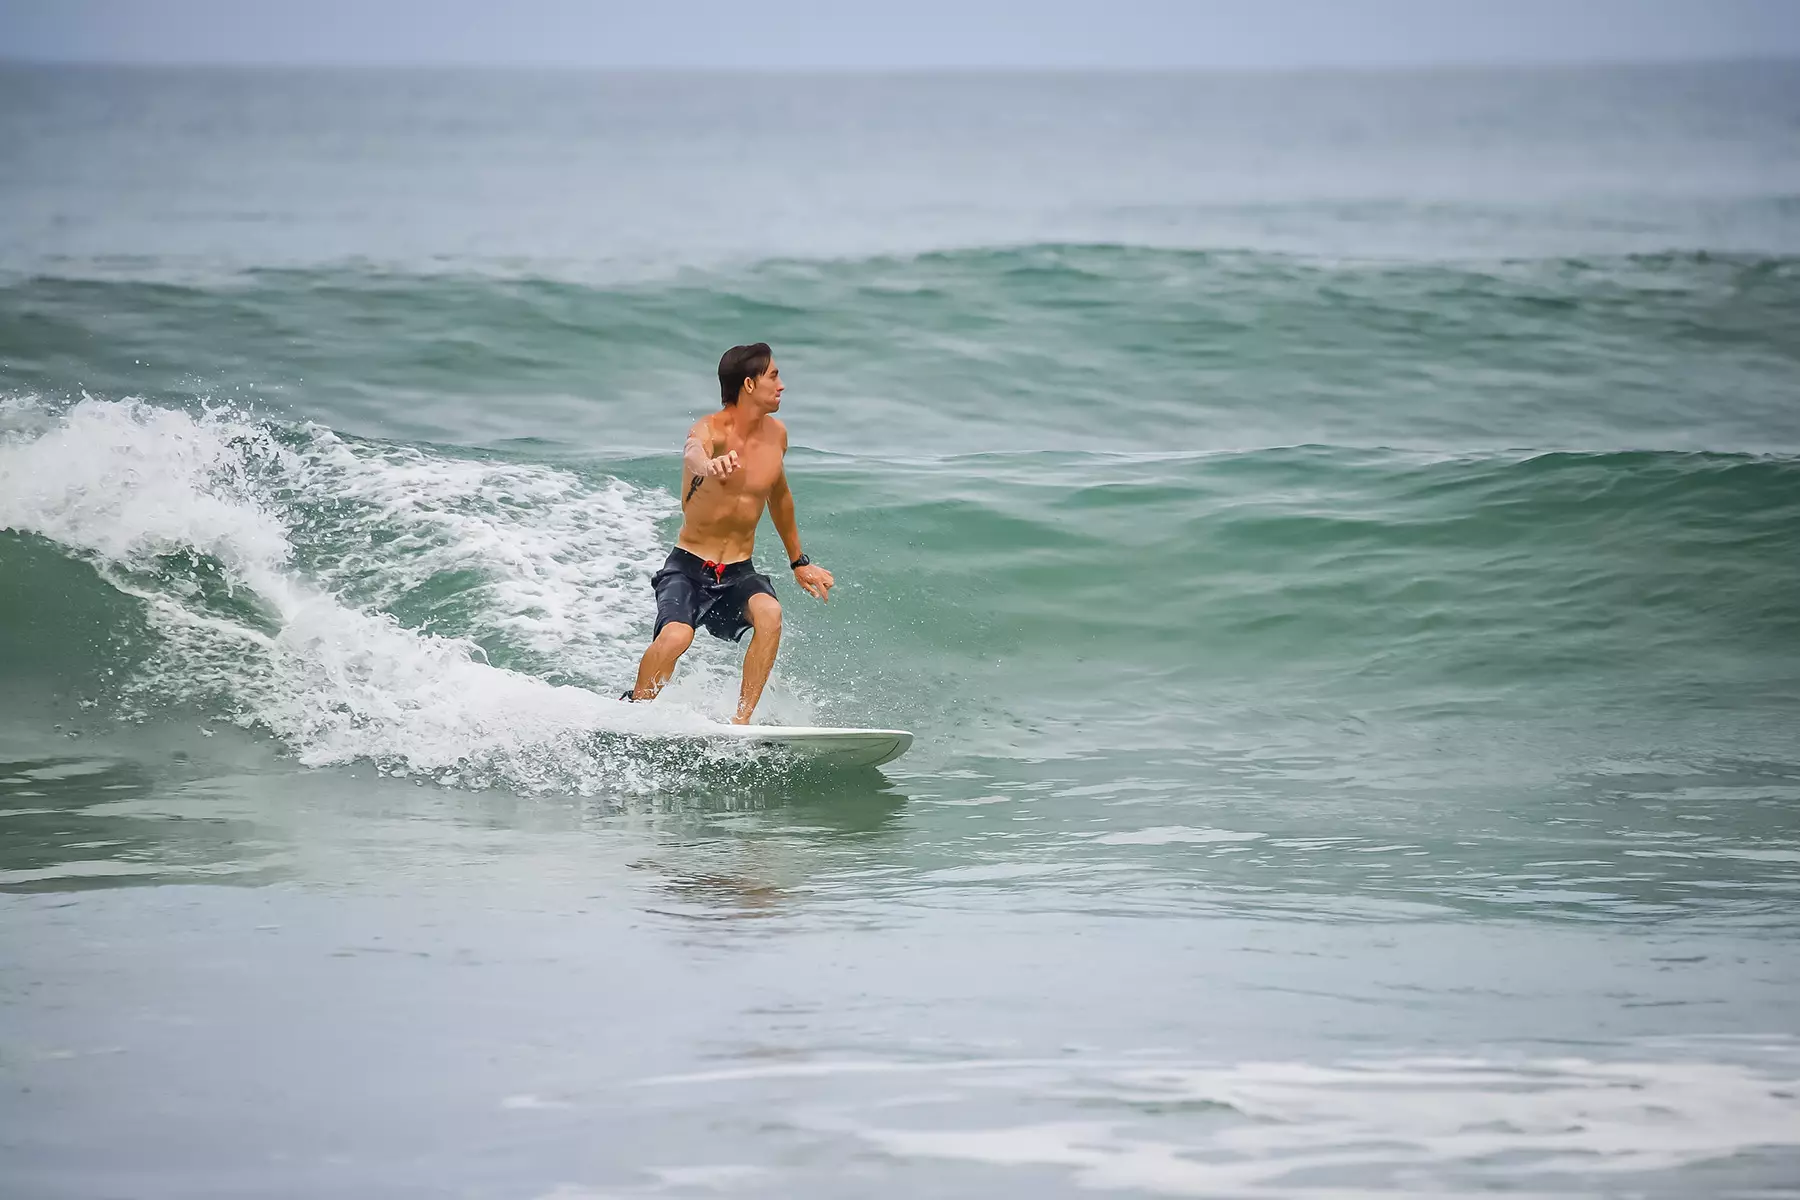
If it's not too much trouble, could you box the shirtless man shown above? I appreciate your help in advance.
[625,343,835,723]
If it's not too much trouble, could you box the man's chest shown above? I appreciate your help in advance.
[704,435,781,497]
[725,450,782,497]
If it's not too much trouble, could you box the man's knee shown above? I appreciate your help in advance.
[748,595,782,634]
[655,622,695,653]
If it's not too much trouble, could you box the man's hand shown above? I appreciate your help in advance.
[707,450,740,477]
[794,562,834,602]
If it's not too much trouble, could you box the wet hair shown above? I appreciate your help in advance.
[718,343,773,406]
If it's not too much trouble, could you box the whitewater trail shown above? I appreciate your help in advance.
[0,397,812,792]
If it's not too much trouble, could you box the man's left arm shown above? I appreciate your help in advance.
[769,453,834,603]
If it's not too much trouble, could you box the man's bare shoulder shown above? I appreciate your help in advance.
[771,416,789,449]
[689,411,724,450]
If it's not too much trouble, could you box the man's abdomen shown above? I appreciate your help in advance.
[676,489,767,562]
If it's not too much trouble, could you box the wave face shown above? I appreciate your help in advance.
[4,245,1798,788]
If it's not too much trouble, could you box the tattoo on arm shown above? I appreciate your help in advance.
[685,474,704,502]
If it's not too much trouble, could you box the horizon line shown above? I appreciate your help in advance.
[3,53,1797,74]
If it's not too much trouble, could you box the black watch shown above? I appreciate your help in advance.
[790,554,811,571]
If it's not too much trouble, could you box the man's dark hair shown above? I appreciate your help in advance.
[718,343,773,406]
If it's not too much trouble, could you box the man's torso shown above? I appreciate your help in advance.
[675,411,785,563]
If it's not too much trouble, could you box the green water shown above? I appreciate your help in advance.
[2,64,1799,1198]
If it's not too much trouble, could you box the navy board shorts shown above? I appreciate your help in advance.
[651,547,778,643]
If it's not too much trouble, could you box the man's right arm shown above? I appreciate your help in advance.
[682,419,714,479]
[682,417,738,505]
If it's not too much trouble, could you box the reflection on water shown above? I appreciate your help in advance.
[632,771,910,921]
[642,866,794,920]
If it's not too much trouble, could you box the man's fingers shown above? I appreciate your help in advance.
[793,565,833,602]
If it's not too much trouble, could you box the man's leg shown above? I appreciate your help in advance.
[633,622,694,699]
[733,593,782,724]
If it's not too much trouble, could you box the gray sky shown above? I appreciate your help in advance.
[3,0,1799,68]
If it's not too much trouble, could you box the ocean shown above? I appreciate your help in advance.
[2,62,1799,1197]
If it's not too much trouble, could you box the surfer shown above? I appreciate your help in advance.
[624,343,835,723]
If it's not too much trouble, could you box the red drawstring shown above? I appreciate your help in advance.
[702,559,726,582]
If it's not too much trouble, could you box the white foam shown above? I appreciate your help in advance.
[642,1047,1800,1196]
[0,396,797,792]
[863,1055,1800,1196]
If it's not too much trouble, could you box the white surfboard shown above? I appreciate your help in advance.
[697,725,913,768]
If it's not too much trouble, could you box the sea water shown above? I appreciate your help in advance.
[2,63,1799,1198]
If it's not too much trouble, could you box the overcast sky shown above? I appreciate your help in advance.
[3,0,1799,69]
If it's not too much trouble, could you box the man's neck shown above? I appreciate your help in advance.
[725,403,767,439]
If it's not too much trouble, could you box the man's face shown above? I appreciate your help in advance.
[744,360,783,412]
